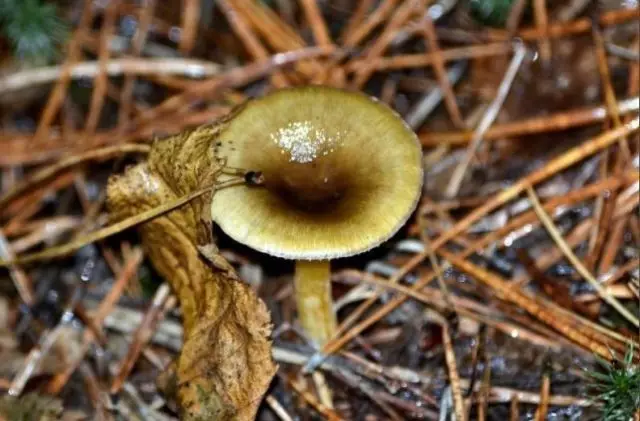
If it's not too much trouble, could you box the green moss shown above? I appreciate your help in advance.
[469,0,525,28]
[0,0,68,66]
[587,345,640,421]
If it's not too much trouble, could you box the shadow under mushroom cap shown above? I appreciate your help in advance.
[211,86,424,260]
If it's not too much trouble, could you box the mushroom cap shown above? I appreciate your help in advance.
[211,86,423,260]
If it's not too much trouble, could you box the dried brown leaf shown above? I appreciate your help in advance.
[107,121,276,420]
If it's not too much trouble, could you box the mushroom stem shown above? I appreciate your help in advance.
[294,260,337,347]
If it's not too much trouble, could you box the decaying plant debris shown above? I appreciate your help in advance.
[107,123,276,420]
[0,0,638,420]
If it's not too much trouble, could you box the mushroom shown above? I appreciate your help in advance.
[211,86,423,346]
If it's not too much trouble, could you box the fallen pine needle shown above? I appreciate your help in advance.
[442,324,466,421]
[0,144,150,209]
[525,185,639,327]
[0,178,244,267]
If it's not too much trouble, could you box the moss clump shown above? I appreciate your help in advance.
[469,0,523,27]
[0,0,68,66]
[587,346,640,421]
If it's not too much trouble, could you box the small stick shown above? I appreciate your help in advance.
[486,386,589,407]
[10,216,82,253]
[592,22,631,162]
[229,0,323,78]
[9,285,83,396]
[79,363,114,421]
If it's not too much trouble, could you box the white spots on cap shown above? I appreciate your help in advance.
[270,120,344,163]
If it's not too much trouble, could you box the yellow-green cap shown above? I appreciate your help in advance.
[211,86,423,260]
